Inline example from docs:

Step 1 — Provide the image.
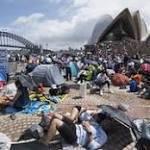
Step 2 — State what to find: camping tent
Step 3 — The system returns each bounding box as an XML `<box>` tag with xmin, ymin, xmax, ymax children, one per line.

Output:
<box><xmin>0</xmin><ymin>70</ymin><xmax>7</xmax><ymax>89</ymax></box>
<box><xmin>0</xmin><ymin>70</ymin><xmax>7</xmax><ymax>81</ymax></box>
<box><xmin>111</xmin><ymin>73</ymin><xmax>129</xmax><ymax>86</ymax></box>
<box><xmin>30</xmin><ymin>64</ymin><xmax>65</xmax><ymax>87</ymax></box>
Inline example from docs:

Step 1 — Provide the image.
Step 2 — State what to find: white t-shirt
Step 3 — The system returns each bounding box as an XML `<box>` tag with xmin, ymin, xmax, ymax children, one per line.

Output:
<box><xmin>75</xmin><ymin>123</ymin><xmax>107</xmax><ymax>150</ymax></box>
<box><xmin>76</xmin><ymin>111</ymin><xmax>107</xmax><ymax>150</ymax></box>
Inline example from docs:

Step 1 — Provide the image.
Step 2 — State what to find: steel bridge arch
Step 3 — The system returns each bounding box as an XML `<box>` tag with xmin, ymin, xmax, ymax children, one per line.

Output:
<box><xmin>0</xmin><ymin>31</ymin><xmax>38</xmax><ymax>49</ymax></box>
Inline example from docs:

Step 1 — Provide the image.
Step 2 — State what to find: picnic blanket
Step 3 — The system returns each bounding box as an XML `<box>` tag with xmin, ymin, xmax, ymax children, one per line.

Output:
<box><xmin>20</xmin><ymin>101</ymin><xmax>55</xmax><ymax>114</ymax></box>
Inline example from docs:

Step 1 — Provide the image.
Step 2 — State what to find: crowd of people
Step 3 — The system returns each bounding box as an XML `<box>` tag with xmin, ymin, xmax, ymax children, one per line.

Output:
<box><xmin>1</xmin><ymin>49</ymin><xmax>150</xmax><ymax>110</ymax></box>
<box><xmin>0</xmin><ymin>48</ymin><xmax>149</xmax><ymax>149</ymax></box>
<box><xmin>47</xmin><ymin>50</ymin><xmax>150</xmax><ymax>99</ymax></box>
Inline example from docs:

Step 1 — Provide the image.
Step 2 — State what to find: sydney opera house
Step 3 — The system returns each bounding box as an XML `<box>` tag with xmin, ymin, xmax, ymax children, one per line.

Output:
<box><xmin>87</xmin><ymin>8</ymin><xmax>150</xmax><ymax>55</ymax></box>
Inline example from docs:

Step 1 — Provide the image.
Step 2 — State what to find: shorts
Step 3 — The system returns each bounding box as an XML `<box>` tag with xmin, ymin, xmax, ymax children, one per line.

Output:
<box><xmin>74</xmin><ymin>106</ymin><xmax>82</xmax><ymax>112</ymax></box>
<box><xmin>58</xmin><ymin>116</ymin><xmax>77</xmax><ymax>144</ymax></box>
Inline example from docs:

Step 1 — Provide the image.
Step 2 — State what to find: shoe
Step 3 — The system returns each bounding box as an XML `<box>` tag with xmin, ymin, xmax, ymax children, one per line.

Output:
<box><xmin>100</xmin><ymin>90</ymin><xmax>103</xmax><ymax>96</ymax></box>
<box><xmin>77</xmin><ymin>81</ymin><xmax>81</xmax><ymax>84</ymax></box>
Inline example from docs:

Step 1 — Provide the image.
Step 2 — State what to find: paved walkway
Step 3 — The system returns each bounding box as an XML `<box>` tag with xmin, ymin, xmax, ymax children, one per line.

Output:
<box><xmin>57</xmin><ymin>83</ymin><xmax>150</xmax><ymax>119</ymax></box>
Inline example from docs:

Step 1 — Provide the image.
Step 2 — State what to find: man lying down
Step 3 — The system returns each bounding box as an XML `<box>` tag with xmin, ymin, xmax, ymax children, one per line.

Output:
<box><xmin>39</xmin><ymin>106</ymin><xmax>108</xmax><ymax>150</ymax></box>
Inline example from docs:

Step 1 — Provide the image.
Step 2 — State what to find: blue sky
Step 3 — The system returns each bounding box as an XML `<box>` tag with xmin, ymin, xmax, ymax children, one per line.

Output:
<box><xmin>0</xmin><ymin>0</ymin><xmax>150</xmax><ymax>50</ymax></box>
<box><xmin>0</xmin><ymin>0</ymin><xmax>73</xmax><ymax>25</ymax></box>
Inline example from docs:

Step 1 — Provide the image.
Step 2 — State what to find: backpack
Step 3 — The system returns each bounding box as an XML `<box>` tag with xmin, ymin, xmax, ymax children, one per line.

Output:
<box><xmin>59</xmin><ymin>84</ymin><xmax>70</xmax><ymax>94</ymax></box>
<box><xmin>141</xmin><ymin>63</ymin><xmax>150</xmax><ymax>73</ymax></box>
<box><xmin>129</xmin><ymin>80</ymin><xmax>138</xmax><ymax>92</ymax></box>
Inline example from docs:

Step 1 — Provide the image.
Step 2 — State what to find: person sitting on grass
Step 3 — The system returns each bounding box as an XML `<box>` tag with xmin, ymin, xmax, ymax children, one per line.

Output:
<box><xmin>40</xmin><ymin>106</ymin><xmax>108</xmax><ymax>150</ymax></box>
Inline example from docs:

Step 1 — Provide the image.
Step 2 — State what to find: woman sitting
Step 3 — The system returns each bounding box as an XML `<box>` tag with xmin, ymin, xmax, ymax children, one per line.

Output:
<box><xmin>4</xmin><ymin>79</ymin><xmax>30</xmax><ymax>113</ymax></box>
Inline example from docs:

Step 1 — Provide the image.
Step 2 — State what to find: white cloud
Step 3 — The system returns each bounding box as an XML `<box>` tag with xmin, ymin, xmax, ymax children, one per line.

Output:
<box><xmin>6</xmin><ymin>0</ymin><xmax>150</xmax><ymax>50</ymax></box>
<box><xmin>47</xmin><ymin>0</ymin><xmax>62</xmax><ymax>4</ymax></box>
<box><xmin>73</xmin><ymin>0</ymin><xmax>89</xmax><ymax>7</ymax></box>
<box><xmin>14</xmin><ymin>13</ymin><xmax>44</xmax><ymax>25</ymax></box>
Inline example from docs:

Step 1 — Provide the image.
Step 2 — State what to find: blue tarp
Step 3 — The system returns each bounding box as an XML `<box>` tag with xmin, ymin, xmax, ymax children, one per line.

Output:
<box><xmin>21</xmin><ymin>101</ymin><xmax>55</xmax><ymax>114</ymax></box>
<box><xmin>3</xmin><ymin>101</ymin><xmax>56</xmax><ymax>114</ymax></box>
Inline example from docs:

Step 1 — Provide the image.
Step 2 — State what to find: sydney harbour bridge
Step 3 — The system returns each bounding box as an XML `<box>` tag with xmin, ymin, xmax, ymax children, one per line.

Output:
<box><xmin>0</xmin><ymin>31</ymin><xmax>46</xmax><ymax>53</ymax></box>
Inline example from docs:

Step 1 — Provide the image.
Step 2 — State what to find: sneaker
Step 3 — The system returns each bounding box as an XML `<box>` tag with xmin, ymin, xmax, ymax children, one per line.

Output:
<box><xmin>100</xmin><ymin>90</ymin><xmax>103</xmax><ymax>96</ymax></box>
<box><xmin>77</xmin><ymin>81</ymin><xmax>81</xmax><ymax>84</ymax></box>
